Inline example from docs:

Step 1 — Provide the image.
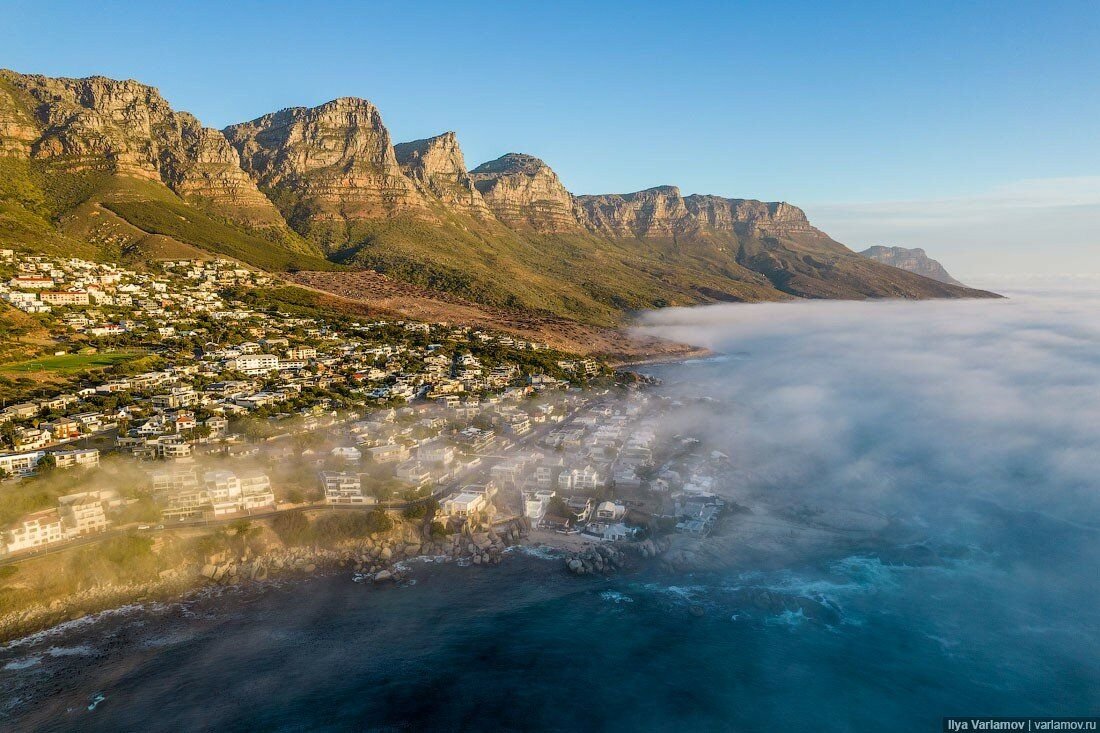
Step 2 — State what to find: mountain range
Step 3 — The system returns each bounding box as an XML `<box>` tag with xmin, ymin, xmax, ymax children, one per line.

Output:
<box><xmin>0</xmin><ymin>69</ymin><xmax>997</xmax><ymax>328</ymax></box>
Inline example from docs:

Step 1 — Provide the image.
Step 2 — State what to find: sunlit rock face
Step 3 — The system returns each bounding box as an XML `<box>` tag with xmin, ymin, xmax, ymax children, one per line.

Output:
<box><xmin>1</xmin><ymin>69</ymin><xmax>287</xmax><ymax>229</ymax></box>
<box><xmin>394</xmin><ymin>132</ymin><xmax>493</xmax><ymax>220</ymax></box>
<box><xmin>469</xmin><ymin>153</ymin><xmax>587</xmax><ymax>233</ymax></box>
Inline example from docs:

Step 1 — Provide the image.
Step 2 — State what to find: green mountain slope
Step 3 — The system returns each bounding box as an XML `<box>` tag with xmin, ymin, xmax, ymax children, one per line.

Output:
<box><xmin>0</xmin><ymin>68</ymin><xmax>999</xmax><ymax>326</ymax></box>
<box><xmin>0</xmin><ymin>69</ymin><xmax>332</xmax><ymax>272</ymax></box>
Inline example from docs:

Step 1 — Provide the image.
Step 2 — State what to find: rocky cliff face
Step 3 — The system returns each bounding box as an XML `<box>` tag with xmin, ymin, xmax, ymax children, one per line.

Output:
<box><xmin>0</xmin><ymin>75</ymin><xmax>39</xmax><ymax>157</ymax></box>
<box><xmin>859</xmin><ymin>245</ymin><xmax>964</xmax><ymax>286</ymax></box>
<box><xmin>393</xmin><ymin>132</ymin><xmax>493</xmax><ymax>219</ymax></box>
<box><xmin>0</xmin><ymin>68</ymin><xmax>999</xmax><ymax>316</ymax></box>
<box><xmin>578</xmin><ymin>186</ymin><xmax>692</xmax><ymax>238</ymax></box>
<box><xmin>685</xmin><ymin>197</ymin><xmax>823</xmax><ymax>238</ymax></box>
<box><xmin>469</xmin><ymin>153</ymin><xmax>585</xmax><ymax>233</ymax></box>
<box><xmin>0</xmin><ymin>70</ymin><xmax>286</xmax><ymax>228</ymax></box>
<box><xmin>223</xmin><ymin>98</ymin><xmax>429</xmax><ymax>239</ymax></box>
<box><xmin>576</xmin><ymin>185</ymin><xmax>825</xmax><ymax>241</ymax></box>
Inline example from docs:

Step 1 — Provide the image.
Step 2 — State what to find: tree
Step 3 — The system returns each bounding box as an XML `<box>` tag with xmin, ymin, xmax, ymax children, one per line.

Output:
<box><xmin>272</xmin><ymin>511</ymin><xmax>311</xmax><ymax>546</ymax></box>
<box><xmin>228</xmin><ymin>519</ymin><xmax>261</xmax><ymax>553</ymax></box>
<box><xmin>547</xmin><ymin>495</ymin><xmax>575</xmax><ymax>520</ymax></box>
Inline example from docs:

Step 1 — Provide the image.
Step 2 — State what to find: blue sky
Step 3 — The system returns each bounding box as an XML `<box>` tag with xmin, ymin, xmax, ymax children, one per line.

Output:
<box><xmin>3</xmin><ymin>0</ymin><xmax>1098</xmax><ymax>277</ymax></box>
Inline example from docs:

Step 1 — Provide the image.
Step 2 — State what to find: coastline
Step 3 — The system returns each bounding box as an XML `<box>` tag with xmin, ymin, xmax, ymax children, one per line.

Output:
<box><xmin>0</xmin><ymin>498</ymin><xmax>897</xmax><ymax>647</ymax></box>
<box><xmin>0</xmin><ymin>518</ymin><xmax>667</xmax><ymax>647</ymax></box>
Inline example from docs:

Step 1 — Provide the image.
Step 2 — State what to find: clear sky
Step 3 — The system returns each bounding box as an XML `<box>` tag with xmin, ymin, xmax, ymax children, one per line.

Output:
<box><xmin>3</xmin><ymin>0</ymin><xmax>1098</xmax><ymax>278</ymax></box>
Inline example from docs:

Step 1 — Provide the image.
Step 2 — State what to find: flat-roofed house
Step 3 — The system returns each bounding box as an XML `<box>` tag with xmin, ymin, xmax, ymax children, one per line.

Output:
<box><xmin>321</xmin><ymin>471</ymin><xmax>375</xmax><ymax>505</ymax></box>
<box><xmin>2</xmin><ymin>508</ymin><xmax>65</xmax><ymax>554</ymax></box>
<box><xmin>58</xmin><ymin>493</ymin><xmax>110</xmax><ymax>535</ymax></box>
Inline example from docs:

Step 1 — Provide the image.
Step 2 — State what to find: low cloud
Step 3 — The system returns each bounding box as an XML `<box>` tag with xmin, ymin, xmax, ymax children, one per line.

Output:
<box><xmin>635</xmin><ymin>291</ymin><xmax>1100</xmax><ymax>524</ymax></box>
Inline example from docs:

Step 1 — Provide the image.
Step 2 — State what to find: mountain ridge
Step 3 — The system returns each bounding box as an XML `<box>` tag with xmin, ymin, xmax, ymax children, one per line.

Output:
<box><xmin>0</xmin><ymin>68</ymin><xmax>999</xmax><ymax>328</ymax></box>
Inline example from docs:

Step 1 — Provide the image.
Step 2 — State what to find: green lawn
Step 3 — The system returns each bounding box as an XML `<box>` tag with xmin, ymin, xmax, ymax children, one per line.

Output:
<box><xmin>0</xmin><ymin>352</ymin><xmax>137</xmax><ymax>374</ymax></box>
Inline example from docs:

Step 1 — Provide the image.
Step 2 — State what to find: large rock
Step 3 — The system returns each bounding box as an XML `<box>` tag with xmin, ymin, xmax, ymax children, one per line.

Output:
<box><xmin>394</xmin><ymin>132</ymin><xmax>493</xmax><ymax>219</ymax></box>
<box><xmin>224</xmin><ymin>97</ymin><xmax>431</xmax><ymax>247</ymax></box>
<box><xmin>469</xmin><ymin>153</ymin><xmax>586</xmax><ymax>233</ymax></box>
<box><xmin>0</xmin><ymin>70</ymin><xmax>290</xmax><ymax>231</ymax></box>
<box><xmin>859</xmin><ymin>245</ymin><xmax>965</xmax><ymax>286</ymax></box>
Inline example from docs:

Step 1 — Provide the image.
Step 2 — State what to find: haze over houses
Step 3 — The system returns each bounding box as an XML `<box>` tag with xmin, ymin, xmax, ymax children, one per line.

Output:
<box><xmin>0</xmin><ymin>251</ymin><xmax>608</xmax><ymax>557</ymax></box>
<box><xmin>0</xmin><ymin>250</ymin><xmax>728</xmax><ymax>561</ymax></box>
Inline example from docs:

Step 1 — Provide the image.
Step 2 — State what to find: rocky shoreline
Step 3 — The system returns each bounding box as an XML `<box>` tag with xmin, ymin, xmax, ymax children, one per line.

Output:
<box><xmin>0</xmin><ymin>519</ymin><xmax>672</xmax><ymax>645</ymax></box>
<box><xmin>563</xmin><ymin>536</ymin><xmax>670</xmax><ymax>576</ymax></box>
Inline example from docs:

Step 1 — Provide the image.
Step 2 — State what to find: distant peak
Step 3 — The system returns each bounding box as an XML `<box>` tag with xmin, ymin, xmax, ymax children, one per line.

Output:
<box><xmin>394</xmin><ymin>131</ymin><xmax>459</xmax><ymax>157</ymax></box>
<box><xmin>470</xmin><ymin>153</ymin><xmax>551</xmax><ymax>176</ymax></box>
<box><xmin>318</xmin><ymin>96</ymin><xmax>378</xmax><ymax>109</ymax></box>
<box><xmin>859</xmin><ymin>245</ymin><xmax>963</xmax><ymax>286</ymax></box>
<box><xmin>635</xmin><ymin>185</ymin><xmax>682</xmax><ymax>197</ymax></box>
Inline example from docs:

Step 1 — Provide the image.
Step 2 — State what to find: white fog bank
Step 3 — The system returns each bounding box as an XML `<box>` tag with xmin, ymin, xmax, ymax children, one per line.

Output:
<box><xmin>633</xmin><ymin>290</ymin><xmax>1100</xmax><ymax>523</ymax></box>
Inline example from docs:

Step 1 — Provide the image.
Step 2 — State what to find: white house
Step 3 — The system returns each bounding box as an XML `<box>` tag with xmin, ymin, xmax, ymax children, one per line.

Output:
<box><xmin>395</xmin><ymin>460</ymin><xmax>433</xmax><ymax>486</ymax></box>
<box><xmin>58</xmin><ymin>493</ymin><xmax>110</xmax><ymax>535</ymax></box>
<box><xmin>595</xmin><ymin>501</ymin><xmax>627</xmax><ymax>522</ymax></box>
<box><xmin>442</xmin><ymin>491</ymin><xmax>489</xmax><ymax>517</ymax></box>
<box><xmin>226</xmin><ymin>354</ymin><xmax>280</xmax><ymax>375</ymax></box>
<box><xmin>51</xmin><ymin>448</ymin><xmax>100</xmax><ymax>469</ymax></box>
<box><xmin>239</xmin><ymin>472</ymin><xmax>275</xmax><ymax>510</ymax></box>
<box><xmin>203</xmin><ymin>470</ymin><xmax>244</xmax><ymax>515</ymax></box>
<box><xmin>524</xmin><ymin>490</ymin><xmax>555</xmax><ymax>520</ymax></box>
<box><xmin>368</xmin><ymin>443</ymin><xmax>408</xmax><ymax>463</ymax></box>
<box><xmin>321</xmin><ymin>471</ymin><xmax>375</xmax><ymax>505</ymax></box>
<box><xmin>2</xmin><ymin>508</ymin><xmax>65</xmax><ymax>554</ymax></box>
<box><xmin>330</xmin><ymin>446</ymin><xmax>362</xmax><ymax>462</ymax></box>
<box><xmin>417</xmin><ymin>441</ymin><xmax>455</xmax><ymax>466</ymax></box>
<box><xmin>0</xmin><ymin>450</ymin><xmax>45</xmax><ymax>476</ymax></box>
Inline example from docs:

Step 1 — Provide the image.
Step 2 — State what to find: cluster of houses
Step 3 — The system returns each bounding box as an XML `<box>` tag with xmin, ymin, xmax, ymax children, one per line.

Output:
<box><xmin>0</xmin><ymin>252</ymin><xmax>592</xmax><ymax>556</ymax></box>
<box><xmin>509</xmin><ymin>392</ymin><xmax>729</xmax><ymax>540</ymax></box>
<box><xmin>0</xmin><ymin>251</ymin><xmax>268</xmax><ymax>330</ymax></box>
<box><xmin>311</xmin><ymin>394</ymin><xmax>574</xmax><ymax>509</ymax></box>
<box><xmin>149</xmin><ymin>466</ymin><xmax>275</xmax><ymax>521</ymax></box>
<box><xmin>0</xmin><ymin>250</ymin><xmax>731</xmax><ymax>560</ymax></box>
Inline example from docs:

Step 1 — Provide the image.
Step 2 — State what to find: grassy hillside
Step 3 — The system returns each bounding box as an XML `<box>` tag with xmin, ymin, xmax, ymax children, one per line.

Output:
<box><xmin>329</xmin><ymin>212</ymin><xmax>787</xmax><ymax>325</ymax></box>
<box><xmin>103</xmin><ymin>197</ymin><xmax>340</xmax><ymax>272</ymax></box>
<box><xmin>0</xmin><ymin>157</ymin><xmax>339</xmax><ymax>272</ymax></box>
<box><xmin>0</xmin><ymin>157</ymin><xmax>105</xmax><ymax>260</ymax></box>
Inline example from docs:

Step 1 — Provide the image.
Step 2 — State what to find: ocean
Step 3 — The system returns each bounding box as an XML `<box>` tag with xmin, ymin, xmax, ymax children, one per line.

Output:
<box><xmin>2</xmin><ymin>292</ymin><xmax>1098</xmax><ymax>731</ymax></box>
